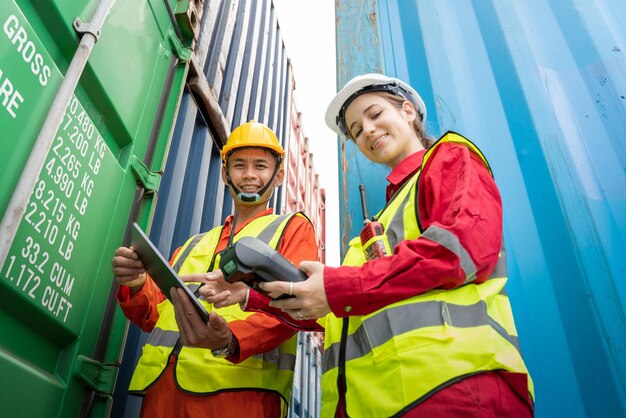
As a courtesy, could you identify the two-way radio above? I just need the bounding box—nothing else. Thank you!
[359,184,389,260]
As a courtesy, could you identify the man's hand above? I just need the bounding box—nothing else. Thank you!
[112,247,147,294]
[181,270,250,308]
[170,287,232,350]
[259,261,330,320]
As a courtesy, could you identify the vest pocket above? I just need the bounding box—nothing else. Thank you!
[368,326,454,364]
[364,300,455,364]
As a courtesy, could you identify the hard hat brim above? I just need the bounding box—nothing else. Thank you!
[324,73,426,137]
[220,121,285,163]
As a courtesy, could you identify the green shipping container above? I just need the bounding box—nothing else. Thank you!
[0,0,192,416]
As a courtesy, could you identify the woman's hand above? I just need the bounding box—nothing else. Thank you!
[259,261,331,320]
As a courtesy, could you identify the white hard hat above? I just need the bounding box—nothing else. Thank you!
[325,73,427,137]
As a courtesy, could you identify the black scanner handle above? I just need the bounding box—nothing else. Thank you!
[220,236,308,299]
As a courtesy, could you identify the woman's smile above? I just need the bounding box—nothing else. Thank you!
[370,133,388,151]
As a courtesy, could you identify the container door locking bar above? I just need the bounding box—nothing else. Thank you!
[130,155,162,196]
[74,355,119,396]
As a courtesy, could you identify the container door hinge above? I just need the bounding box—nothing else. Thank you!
[168,29,192,62]
[74,355,119,395]
[130,155,162,194]
[174,0,204,42]
[73,18,101,41]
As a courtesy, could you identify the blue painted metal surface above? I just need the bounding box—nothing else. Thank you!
[335,1,626,417]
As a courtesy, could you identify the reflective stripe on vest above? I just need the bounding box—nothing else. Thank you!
[129,213,303,415]
[422,225,478,284]
[319,132,533,418]
[172,213,293,273]
[146,327,297,371]
[323,289,521,374]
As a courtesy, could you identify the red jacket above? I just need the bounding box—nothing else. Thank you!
[248,142,532,416]
[324,142,502,315]
[248,143,502,323]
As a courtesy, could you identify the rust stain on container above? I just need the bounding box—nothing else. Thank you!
[340,138,353,251]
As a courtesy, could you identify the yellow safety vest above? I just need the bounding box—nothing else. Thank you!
[320,132,534,417]
[129,213,305,416]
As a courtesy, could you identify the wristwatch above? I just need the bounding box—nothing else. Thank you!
[211,332,237,358]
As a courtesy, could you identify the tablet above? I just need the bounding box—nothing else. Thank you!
[130,223,209,322]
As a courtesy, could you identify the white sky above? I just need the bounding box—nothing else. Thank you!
[273,0,340,266]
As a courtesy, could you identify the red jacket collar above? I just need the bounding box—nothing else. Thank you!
[385,150,425,201]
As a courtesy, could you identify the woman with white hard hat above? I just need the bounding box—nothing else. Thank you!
[260,73,535,417]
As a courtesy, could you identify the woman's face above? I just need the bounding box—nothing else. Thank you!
[344,93,424,168]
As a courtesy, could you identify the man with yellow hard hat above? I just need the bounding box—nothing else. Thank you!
[112,121,318,418]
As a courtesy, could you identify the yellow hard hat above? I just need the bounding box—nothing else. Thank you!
[221,120,285,163]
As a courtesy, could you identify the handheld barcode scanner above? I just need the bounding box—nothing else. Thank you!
[219,236,308,299]
[359,184,390,260]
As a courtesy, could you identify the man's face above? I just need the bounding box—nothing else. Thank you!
[222,147,284,205]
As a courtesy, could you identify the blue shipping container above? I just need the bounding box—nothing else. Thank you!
[335,1,626,417]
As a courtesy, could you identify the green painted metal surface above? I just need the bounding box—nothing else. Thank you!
[0,0,188,416]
